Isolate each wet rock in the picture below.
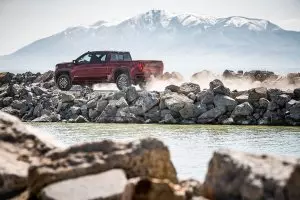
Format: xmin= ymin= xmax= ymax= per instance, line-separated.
xmin=28 ymin=138 xmax=178 ymax=195
xmin=122 ymin=177 xmax=185 ymax=200
xmin=248 ymin=87 xmax=267 ymax=103
xmin=231 ymin=102 xmax=253 ymax=118
xmin=74 ymin=115 xmax=89 ymax=123
xmin=203 ymin=149 xmax=300 ymax=200
xmin=32 ymin=114 xmax=52 ymax=122
xmin=0 ymin=111 xmax=56 ymax=197
xmin=164 ymin=93 xmax=193 ymax=112
xmin=214 ymin=95 xmax=237 ymax=112
xmin=179 ymin=82 xmax=200 ymax=95
xmin=40 ymin=169 xmax=127 ymax=200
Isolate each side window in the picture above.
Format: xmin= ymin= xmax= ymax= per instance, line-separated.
xmin=77 ymin=53 xmax=92 ymax=64
xmin=94 ymin=53 xmax=107 ymax=63
xmin=111 ymin=53 xmax=118 ymax=61
xmin=123 ymin=53 xmax=131 ymax=61
xmin=118 ymin=54 xmax=124 ymax=61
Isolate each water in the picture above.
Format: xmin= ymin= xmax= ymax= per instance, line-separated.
xmin=31 ymin=123 xmax=300 ymax=181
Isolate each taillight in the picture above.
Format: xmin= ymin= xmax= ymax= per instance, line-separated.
xmin=138 ymin=63 xmax=144 ymax=71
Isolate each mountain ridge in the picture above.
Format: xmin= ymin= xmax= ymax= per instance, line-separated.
xmin=1 ymin=9 xmax=300 ymax=74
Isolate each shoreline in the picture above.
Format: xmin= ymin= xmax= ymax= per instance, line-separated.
xmin=0 ymin=71 xmax=299 ymax=126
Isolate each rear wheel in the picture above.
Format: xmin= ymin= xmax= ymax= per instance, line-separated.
xmin=116 ymin=73 xmax=131 ymax=90
xmin=56 ymin=74 xmax=72 ymax=91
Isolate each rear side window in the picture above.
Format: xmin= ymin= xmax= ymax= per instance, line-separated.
xmin=110 ymin=53 xmax=131 ymax=61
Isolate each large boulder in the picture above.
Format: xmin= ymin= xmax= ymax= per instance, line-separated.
xmin=164 ymin=93 xmax=193 ymax=112
xmin=248 ymin=87 xmax=267 ymax=103
xmin=40 ymin=169 xmax=127 ymax=200
xmin=231 ymin=102 xmax=254 ymax=118
xmin=60 ymin=92 xmax=75 ymax=103
xmin=209 ymin=79 xmax=224 ymax=90
xmin=125 ymin=86 xmax=138 ymax=103
xmin=274 ymin=94 xmax=291 ymax=107
xmin=165 ymin=85 xmax=180 ymax=93
xmin=212 ymin=85 xmax=230 ymax=96
xmin=196 ymin=90 xmax=214 ymax=105
xmin=294 ymin=88 xmax=300 ymax=100
xmin=0 ymin=72 xmax=14 ymax=84
xmin=0 ymin=111 xmax=57 ymax=198
xmin=178 ymin=82 xmax=200 ymax=95
xmin=203 ymin=149 xmax=300 ymax=200
xmin=28 ymin=138 xmax=178 ymax=195
xmin=34 ymin=71 xmax=54 ymax=83
xmin=197 ymin=107 xmax=226 ymax=124
xmin=214 ymin=95 xmax=237 ymax=112
xmin=134 ymin=91 xmax=160 ymax=113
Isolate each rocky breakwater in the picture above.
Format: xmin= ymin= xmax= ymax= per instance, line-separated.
xmin=0 ymin=71 xmax=300 ymax=125
xmin=1 ymin=111 xmax=300 ymax=200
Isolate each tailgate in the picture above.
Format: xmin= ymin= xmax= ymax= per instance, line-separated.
xmin=136 ymin=60 xmax=164 ymax=75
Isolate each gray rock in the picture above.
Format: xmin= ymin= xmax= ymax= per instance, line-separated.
xmin=213 ymin=85 xmax=230 ymax=96
xmin=187 ymin=92 xmax=196 ymax=101
xmin=294 ymin=88 xmax=300 ymax=100
xmin=267 ymin=88 xmax=283 ymax=101
xmin=231 ymin=102 xmax=253 ymax=117
xmin=258 ymin=98 xmax=269 ymax=109
xmin=274 ymin=94 xmax=291 ymax=107
xmin=214 ymin=95 xmax=237 ymax=112
xmin=179 ymin=82 xmax=200 ymax=95
xmin=162 ymin=113 xmax=177 ymax=124
xmin=286 ymin=99 xmax=299 ymax=110
xmin=144 ymin=106 xmax=161 ymax=122
xmin=32 ymin=114 xmax=52 ymax=122
xmin=286 ymin=101 xmax=300 ymax=121
xmin=179 ymin=103 xmax=195 ymax=119
xmin=3 ymin=97 xmax=13 ymax=106
xmin=197 ymin=90 xmax=214 ymax=104
xmin=165 ymin=85 xmax=180 ymax=93
xmin=88 ymin=109 xmax=100 ymax=119
xmin=125 ymin=86 xmax=138 ymax=103
xmin=32 ymin=86 xmax=47 ymax=96
xmin=96 ymin=100 xmax=108 ymax=113
xmin=209 ymin=79 xmax=224 ymax=90
xmin=113 ymin=91 xmax=126 ymax=100
xmin=74 ymin=115 xmax=89 ymax=123
xmin=40 ymin=169 xmax=127 ymax=200
xmin=221 ymin=117 xmax=234 ymax=125
xmin=116 ymin=97 xmax=128 ymax=108
xmin=43 ymin=80 xmax=55 ymax=89
xmin=98 ymin=102 xmax=118 ymax=118
xmin=87 ymin=98 xmax=98 ymax=109
xmin=80 ymin=105 xmax=88 ymax=117
xmin=134 ymin=91 xmax=160 ymax=113
xmin=194 ymin=102 xmax=208 ymax=116
xmin=60 ymin=92 xmax=75 ymax=103
xmin=1 ymin=107 xmax=19 ymax=116
xmin=203 ymin=149 xmax=300 ymax=200
xmin=248 ymin=87 xmax=267 ymax=103
xmin=70 ymin=106 xmax=81 ymax=115
xmin=198 ymin=107 xmax=226 ymax=124
xmin=268 ymin=101 xmax=279 ymax=111
xmin=164 ymin=93 xmax=193 ymax=112
xmin=235 ymin=94 xmax=249 ymax=104
xmin=34 ymin=70 xmax=54 ymax=83
xmin=33 ymin=103 xmax=43 ymax=117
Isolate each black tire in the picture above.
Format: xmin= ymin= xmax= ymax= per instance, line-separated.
xmin=56 ymin=74 xmax=72 ymax=91
xmin=116 ymin=73 xmax=131 ymax=90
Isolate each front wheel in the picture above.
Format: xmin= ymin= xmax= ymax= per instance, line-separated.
xmin=56 ymin=74 xmax=72 ymax=91
xmin=116 ymin=73 xmax=131 ymax=90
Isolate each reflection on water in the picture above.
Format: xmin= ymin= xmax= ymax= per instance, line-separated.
xmin=31 ymin=123 xmax=300 ymax=180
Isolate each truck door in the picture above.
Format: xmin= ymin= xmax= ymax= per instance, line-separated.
xmin=89 ymin=52 xmax=108 ymax=81
xmin=72 ymin=53 xmax=92 ymax=82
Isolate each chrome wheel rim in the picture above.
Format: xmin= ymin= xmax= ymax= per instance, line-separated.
xmin=59 ymin=77 xmax=68 ymax=89
xmin=118 ymin=76 xmax=129 ymax=89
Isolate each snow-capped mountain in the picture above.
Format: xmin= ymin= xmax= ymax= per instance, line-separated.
xmin=1 ymin=10 xmax=300 ymax=74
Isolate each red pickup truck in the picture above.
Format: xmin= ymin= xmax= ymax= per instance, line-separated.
xmin=54 ymin=51 xmax=164 ymax=90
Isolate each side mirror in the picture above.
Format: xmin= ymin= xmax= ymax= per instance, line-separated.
xmin=73 ymin=60 xmax=78 ymax=65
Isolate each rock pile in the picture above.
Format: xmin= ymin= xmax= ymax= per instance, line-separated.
xmin=0 ymin=71 xmax=299 ymax=125
xmin=0 ymin=111 xmax=299 ymax=200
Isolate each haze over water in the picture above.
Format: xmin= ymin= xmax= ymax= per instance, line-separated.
xmin=32 ymin=123 xmax=300 ymax=181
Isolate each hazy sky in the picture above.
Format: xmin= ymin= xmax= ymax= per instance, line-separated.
xmin=0 ymin=0 xmax=300 ymax=55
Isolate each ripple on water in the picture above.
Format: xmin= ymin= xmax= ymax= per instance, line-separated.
xmin=30 ymin=123 xmax=300 ymax=181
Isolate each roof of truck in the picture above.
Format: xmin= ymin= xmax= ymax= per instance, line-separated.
xmin=88 ymin=51 xmax=130 ymax=53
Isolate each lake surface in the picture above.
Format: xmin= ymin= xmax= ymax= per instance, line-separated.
xmin=31 ymin=123 xmax=300 ymax=181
